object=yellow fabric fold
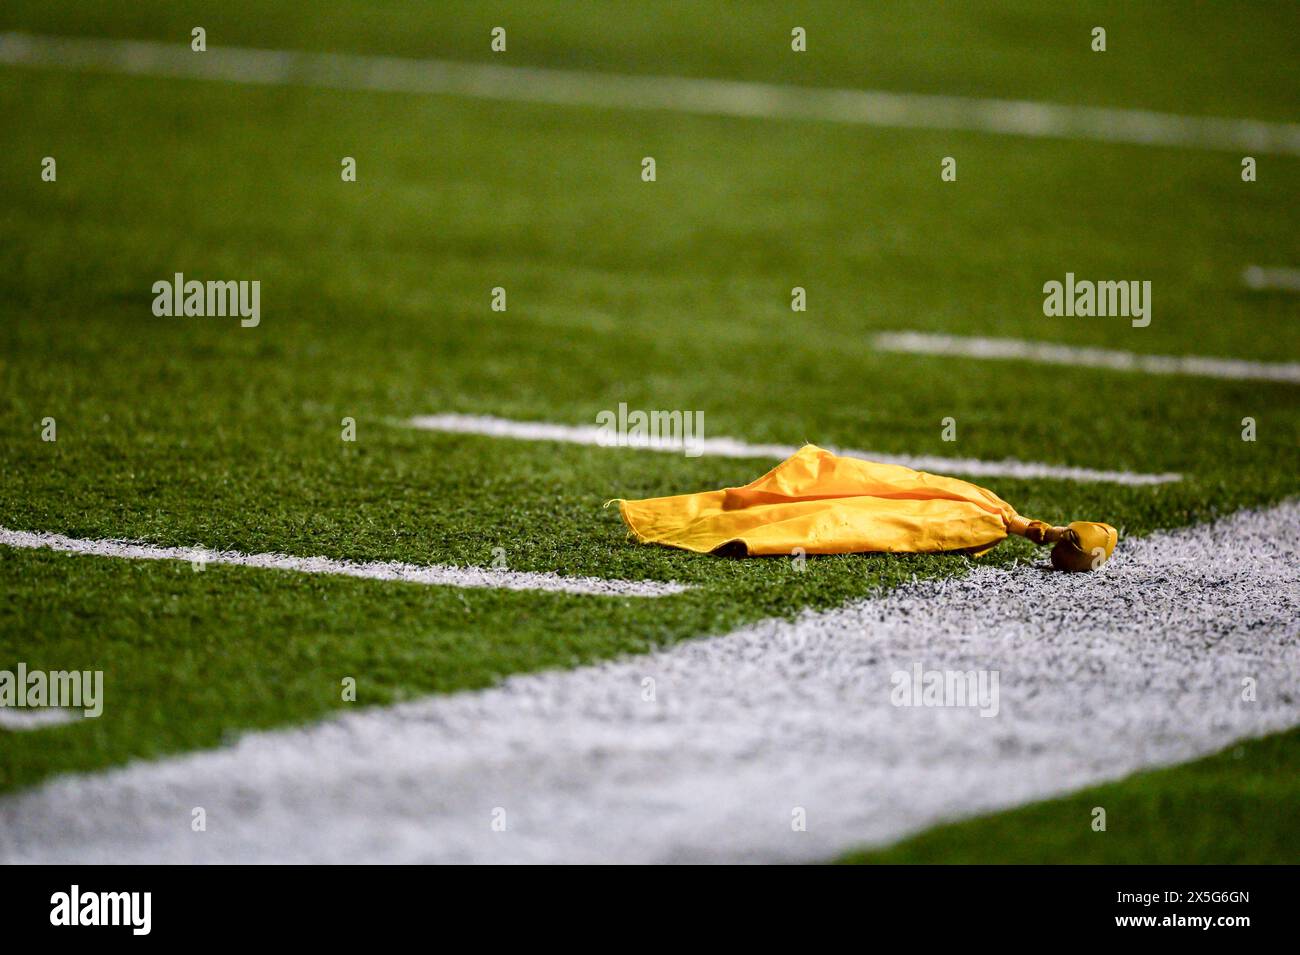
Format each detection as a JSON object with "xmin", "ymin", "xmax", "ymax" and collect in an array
[{"xmin": 616, "ymin": 445, "xmax": 1027, "ymax": 556}]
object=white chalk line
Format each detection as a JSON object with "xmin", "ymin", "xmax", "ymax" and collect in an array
[
  {"xmin": 1, "ymin": 32, "xmax": 1298, "ymax": 155},
  {"xmin": 0, "ymin": 709, "xmax": 82, "ymax": 732},
  {"xmin": 0, "ymin": 527, "xmax": 688, "ymax": 598},
  {"xmin": 875, "ymin": 332, "xmax": 1300, "ymax": 385},
  {"xmin": 405, "ymin": 413, "xmax": 1182, "ymax": 485},
  {"xmin": 1243, "ymin": 265, "xmax": 1300, "ymax": 293},
  {"xmin": 3, "ymin": 500, "xmax": 1296, "ymax": 863}
]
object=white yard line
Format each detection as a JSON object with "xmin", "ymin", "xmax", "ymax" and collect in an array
[
  {"xmin": 405, "ymin": 413, "xmax": 1182, "ymax": 485},
  {"xmin": 2, "ymin": 32, "xmax": 1298, "ymax": 155},
  {"xmin": 0, "ymin": 709, "xmax": 82, "ymax": 732},
  {"xmin": 1243, "ymin": 265, "xmax": 1300, "ymax": 293},
  {"xmin": 2, "ymin": 501, "xmax": 1296, "ymax": 863},
  {"xmin": 0, "ymin": 527, "xmax": 688, "ymax": 598},
  {"xmin": 875, "ymin": 331, "xmax": 1300, "ymax": 385}
]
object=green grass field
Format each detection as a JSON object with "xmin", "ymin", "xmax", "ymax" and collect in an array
[
  {"xmin": 842, "ymin": 728, "xmax": 1300, "ymax": 864},
  {"xmin": 1, "ymin": 1, "xmax": 1297, "ymax": 862}
]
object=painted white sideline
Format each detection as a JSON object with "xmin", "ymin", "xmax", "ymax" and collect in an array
[
  {"xmin": 405, "ymin": 413, "xmax": 1183, "ymax": 485},
  {"xmin": 1243, "ymin": 266, "xmax": 1300, "ymax": 293},
  {"xmin": 875, "ymin": 332, "xmax": 1300, "ymax": 385},
  {"xmin": 0, "ymin": 709, "xmax": 81, "ymax": 732},
  {"xmin": 0, "ymin": 527, "xmax": 688, "ymax": 598},
  {"xmin": 1, "ymin": 501, "xmax": 1295, "ymax": 863},
  {"xmin": 2, "ymin": 32, "xmax": 1298, "ymax": 156}
]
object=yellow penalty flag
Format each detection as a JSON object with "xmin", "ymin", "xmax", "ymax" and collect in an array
[{"xmin": 616, "ymin": 445, "xmax": 1117, "ymax": 571}]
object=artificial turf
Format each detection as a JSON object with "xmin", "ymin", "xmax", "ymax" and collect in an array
[
  {"xmin": 840, "ymin": 728, "xmax": 1300, "ymax": 864},
  {"xmin": 0, "ymin": 1, "xmax": 1296, "ymax": 861}
]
